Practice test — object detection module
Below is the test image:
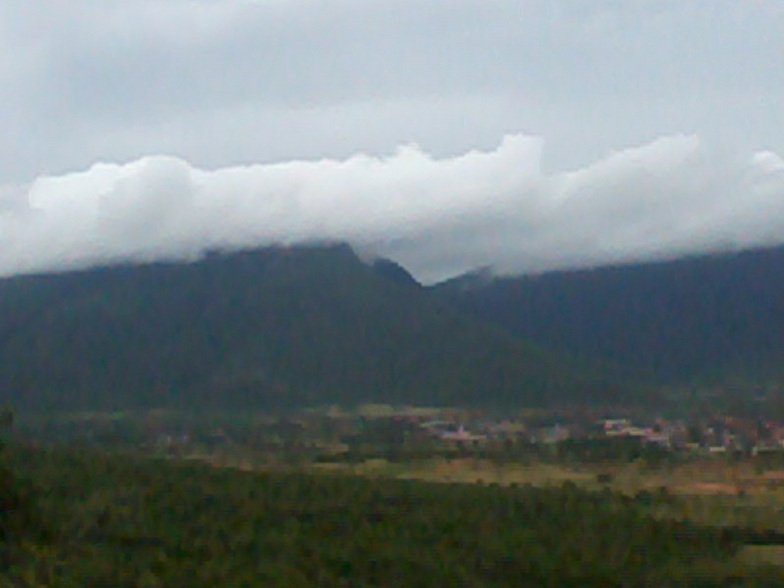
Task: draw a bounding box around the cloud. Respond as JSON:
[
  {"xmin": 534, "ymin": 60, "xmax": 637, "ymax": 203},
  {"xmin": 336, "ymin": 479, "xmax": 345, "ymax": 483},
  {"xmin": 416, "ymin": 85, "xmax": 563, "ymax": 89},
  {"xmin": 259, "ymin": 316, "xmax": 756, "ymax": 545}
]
[
  {"xmin": 1, "ymin": 134, "xmax": 784, "ymax": 283},
  {"xmin": 2, "ymin": 0, "xmax": 782, "ymax": 183}
]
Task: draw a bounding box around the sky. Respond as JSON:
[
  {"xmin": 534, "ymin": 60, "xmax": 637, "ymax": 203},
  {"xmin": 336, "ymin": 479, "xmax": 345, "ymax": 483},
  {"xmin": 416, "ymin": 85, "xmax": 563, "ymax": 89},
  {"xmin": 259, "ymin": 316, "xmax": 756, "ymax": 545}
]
[{"xmin": 2, "ymin": 0, "xmax": 783, "ymax": 283}]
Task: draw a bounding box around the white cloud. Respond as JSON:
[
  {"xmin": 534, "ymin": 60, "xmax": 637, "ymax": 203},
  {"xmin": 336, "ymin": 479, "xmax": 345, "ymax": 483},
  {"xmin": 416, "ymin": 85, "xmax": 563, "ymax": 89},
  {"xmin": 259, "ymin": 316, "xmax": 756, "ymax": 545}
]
[
  {"xmin": 2, "ymin": 1, "xmax": 783, "ymax": 282},
  {"xmin": 2, "ymin": 134, "xmax": 783, "ymax": 283}
]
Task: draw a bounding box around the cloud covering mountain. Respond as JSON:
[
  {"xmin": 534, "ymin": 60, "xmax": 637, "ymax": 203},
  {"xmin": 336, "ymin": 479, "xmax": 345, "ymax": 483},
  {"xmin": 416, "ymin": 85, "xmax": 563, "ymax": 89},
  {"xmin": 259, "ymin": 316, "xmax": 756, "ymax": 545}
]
[
  {"xmin": 3, "ymin": 2, "xmax": 783, "ymax": 282},
  {"xmin": 2, "ymin": 134, "xmax": 783, "ymax": 283}
]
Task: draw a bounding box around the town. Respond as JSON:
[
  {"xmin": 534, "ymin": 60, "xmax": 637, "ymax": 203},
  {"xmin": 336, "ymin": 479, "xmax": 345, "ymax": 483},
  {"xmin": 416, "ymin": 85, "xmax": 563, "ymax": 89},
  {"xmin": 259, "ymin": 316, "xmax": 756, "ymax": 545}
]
[{"xmin": 17, "ymin": 403, "xmax": 784, "ymax": 471}]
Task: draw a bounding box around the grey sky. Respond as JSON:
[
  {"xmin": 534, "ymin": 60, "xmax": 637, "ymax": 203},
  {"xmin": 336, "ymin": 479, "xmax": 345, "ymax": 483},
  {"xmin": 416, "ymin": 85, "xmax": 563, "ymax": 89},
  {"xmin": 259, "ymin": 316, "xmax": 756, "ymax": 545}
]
[{"xmin": 2, "ymin": 0, "xmax": 783, "ymax": 281}]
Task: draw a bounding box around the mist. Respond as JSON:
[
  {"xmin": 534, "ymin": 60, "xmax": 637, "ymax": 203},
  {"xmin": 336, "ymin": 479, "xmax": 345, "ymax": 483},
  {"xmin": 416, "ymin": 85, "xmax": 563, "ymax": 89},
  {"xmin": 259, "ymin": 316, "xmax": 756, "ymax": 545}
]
[{"xmin": 2, "ymin": 134, "xmax": 783, "ymax": 284}]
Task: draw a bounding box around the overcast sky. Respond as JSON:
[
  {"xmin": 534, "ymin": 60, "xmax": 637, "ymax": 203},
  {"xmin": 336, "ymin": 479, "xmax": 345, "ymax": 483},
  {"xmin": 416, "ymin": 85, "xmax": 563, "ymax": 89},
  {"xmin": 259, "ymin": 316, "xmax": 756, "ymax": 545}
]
[{"xmin": 2, "ymin": 0, "xmax": 783, "ymax": 282}]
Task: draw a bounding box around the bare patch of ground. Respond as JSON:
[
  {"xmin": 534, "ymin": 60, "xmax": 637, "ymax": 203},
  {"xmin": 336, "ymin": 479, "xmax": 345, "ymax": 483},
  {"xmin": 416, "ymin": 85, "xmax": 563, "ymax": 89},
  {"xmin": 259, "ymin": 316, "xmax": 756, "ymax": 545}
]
[{"xmin": 736, "ymin": 545, "xmax": 784, "ymax": 567}]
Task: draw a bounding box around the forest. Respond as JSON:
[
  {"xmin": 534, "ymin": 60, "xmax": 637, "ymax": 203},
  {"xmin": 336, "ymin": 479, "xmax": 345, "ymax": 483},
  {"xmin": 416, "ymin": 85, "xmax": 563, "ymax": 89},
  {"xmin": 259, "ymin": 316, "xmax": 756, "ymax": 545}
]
[
  {"xmin": 434, "ymin": 245, "xmax": 784, "ymax": 387},
  {"xmin": 0, "ymin": 244, "xmax": 627, "ymax": 413},
  {"xmin": 3, "ymin": 440, "xmax": 784, "ymax": 587},
  {"xmin": 6, "ymin": 242, "xmax": 784, "ymax": 416}
]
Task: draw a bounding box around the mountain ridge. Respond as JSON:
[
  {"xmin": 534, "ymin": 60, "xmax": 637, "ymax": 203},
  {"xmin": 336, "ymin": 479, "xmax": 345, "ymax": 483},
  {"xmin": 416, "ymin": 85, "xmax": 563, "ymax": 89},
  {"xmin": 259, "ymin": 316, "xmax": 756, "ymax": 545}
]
[
  {"xmin": 0, "ymin": 243, "xmax": 625, "ymax": 412},
  {"xmin": 432, "ymin": 244, "xmax": 784, "ymax": 386}
]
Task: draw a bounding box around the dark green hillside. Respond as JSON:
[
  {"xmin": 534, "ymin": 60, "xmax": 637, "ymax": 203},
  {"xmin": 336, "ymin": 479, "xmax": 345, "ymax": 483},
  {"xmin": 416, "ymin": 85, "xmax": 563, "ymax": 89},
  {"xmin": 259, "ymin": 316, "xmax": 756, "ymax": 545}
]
[
  {"xmin": 433, "ymin": 246, "xmax": 784, "ymax": 385},
  {"xmin": 0, "ymin": 244, "xmax": 624, "ymax": 411}
]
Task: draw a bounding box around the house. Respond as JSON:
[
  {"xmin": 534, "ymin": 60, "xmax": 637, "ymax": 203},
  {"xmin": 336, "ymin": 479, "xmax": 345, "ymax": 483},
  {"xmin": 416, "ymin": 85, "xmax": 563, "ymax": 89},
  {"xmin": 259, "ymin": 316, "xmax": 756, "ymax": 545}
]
[{"xmin": 440, "ymin": 424, "xmax": 487, "ymax": 444}]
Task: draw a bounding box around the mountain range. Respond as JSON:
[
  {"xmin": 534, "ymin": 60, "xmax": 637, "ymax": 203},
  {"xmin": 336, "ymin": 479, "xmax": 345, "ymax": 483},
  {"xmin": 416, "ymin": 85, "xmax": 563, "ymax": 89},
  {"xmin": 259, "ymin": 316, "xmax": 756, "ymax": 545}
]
[
  {"xmin": 434, "ymin": 246, "xmax": 784, "ymax": 388},
  {"xmin": 1, "ymin": 242, "xmax": 781, "ymax": 412},
  {"xmin": 0, "ymin": 244, "xmax": 620, "ymax": 412}
]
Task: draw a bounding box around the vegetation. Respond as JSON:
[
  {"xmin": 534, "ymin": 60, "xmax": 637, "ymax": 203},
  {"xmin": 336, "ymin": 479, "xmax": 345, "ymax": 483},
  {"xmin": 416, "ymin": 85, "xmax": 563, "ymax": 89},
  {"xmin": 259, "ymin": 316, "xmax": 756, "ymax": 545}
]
[
  {"xmin": 2, "ymin": 242, "xmax": 784, "ymax": 416},
  {"xmin": 434, "ymin": 244, "xmax": 784, "ymax": 389},
  {"xmin": 4, "ymin": 444, "xmax": 784, "ymax": 586},
  {"xmin": 2, "ymin": 234, "xmax": 784, "ymax": 586},
  {"xmin": 0, "ymin": 244, "xmax": 627, "ymax": 412}
]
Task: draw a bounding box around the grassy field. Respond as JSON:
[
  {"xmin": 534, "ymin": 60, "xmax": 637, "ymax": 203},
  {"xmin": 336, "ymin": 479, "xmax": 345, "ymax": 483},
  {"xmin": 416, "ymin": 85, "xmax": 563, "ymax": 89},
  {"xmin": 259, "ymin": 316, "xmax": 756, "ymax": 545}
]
[
  {"xmin": 307, "ymin": 456, "xmax": 784, "ymax": 537},
  {"xmin": 312, "ymin": 457, "xmax": 784, "ymax": 491},
  {"xmin": 736, "ymin": 546, "xmax": 784, "ymax": 568}
]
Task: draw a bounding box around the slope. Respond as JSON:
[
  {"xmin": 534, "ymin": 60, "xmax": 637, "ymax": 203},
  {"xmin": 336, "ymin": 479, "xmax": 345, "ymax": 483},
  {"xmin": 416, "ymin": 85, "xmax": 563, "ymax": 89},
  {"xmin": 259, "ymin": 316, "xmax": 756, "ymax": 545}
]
[
  {"xmin": 0, "ymin": 244, "xmax": 627, "ymax": 411},
  {"xmin": 433, "ymin": 246, "xmax": 784, "ymax": 385}
]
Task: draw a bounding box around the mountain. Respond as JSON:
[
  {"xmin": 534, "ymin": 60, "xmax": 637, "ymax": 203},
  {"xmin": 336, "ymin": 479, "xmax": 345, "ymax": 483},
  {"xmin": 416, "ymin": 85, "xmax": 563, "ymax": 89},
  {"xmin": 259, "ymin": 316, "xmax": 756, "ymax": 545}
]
[
  {"xmin": 432, "ymin": 246, "xmax": 784, "ymax": 386},
  {"xmin": 0, "ymin": 244, "xmax": 628, "ymax": 412},
  {"xmin": 371, "ymin": 258, "xmax": 421, "ymax": 289}
]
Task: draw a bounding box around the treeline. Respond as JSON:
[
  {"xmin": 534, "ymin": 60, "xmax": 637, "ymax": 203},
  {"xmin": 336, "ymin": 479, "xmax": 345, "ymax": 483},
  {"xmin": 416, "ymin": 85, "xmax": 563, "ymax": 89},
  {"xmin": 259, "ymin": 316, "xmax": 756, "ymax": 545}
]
[{"xmin": 3, "ymin": 444, "xmax": 784, "ymax": 586}]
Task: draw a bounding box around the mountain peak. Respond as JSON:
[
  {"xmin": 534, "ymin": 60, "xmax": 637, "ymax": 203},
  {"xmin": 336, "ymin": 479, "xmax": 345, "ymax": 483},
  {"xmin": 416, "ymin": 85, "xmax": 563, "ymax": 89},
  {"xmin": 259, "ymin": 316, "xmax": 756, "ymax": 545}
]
[
  {"xmin": 0, "ymin": 243, "xmax": 612, "ymax": 411},
  {"xmin": 371, "ymin": 258, "xmax": 421, "ymax": 288}
]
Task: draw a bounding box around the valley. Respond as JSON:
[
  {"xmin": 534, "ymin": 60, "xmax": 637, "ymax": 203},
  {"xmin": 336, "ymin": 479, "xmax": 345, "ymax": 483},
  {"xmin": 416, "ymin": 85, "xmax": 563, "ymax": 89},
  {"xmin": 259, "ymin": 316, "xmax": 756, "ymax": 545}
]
[{"xmin": 4, "ymin": 243, "xmax": 784, "ymax": 584}]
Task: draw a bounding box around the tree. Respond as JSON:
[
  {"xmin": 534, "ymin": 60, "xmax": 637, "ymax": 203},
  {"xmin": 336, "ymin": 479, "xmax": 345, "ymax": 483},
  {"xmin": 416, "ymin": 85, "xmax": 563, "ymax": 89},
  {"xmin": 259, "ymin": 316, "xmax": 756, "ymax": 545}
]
[{"xmin": 0, "ymin": 408, "xmax": 13, "ymax": 430}]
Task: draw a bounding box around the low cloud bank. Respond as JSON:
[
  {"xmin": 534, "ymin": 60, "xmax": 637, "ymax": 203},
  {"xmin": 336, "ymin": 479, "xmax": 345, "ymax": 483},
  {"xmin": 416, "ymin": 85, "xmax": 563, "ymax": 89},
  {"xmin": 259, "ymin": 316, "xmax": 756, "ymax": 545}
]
[{"xmin": 2, "ymin": 134, "xmax": 783, "ymax": 283}]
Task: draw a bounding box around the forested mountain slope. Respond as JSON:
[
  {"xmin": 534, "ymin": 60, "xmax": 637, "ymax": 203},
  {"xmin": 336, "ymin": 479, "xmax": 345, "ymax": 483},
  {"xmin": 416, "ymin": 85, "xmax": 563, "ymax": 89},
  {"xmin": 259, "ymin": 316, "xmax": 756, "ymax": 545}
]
[
  {"xmin": 433, "ymin": 246, "xmax": 784, "ymax": 385},
  {"xmin": 0, "ymin": 244, "xmax": 624, "ymax": 411}
]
